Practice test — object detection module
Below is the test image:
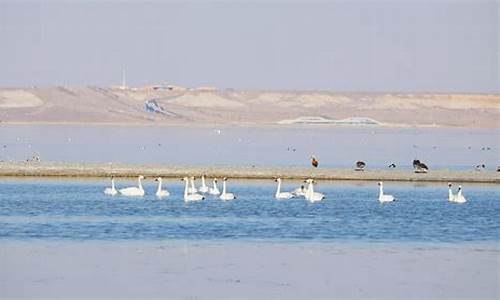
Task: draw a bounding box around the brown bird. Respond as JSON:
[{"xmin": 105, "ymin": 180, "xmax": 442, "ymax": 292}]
[{"xmin": 311, "ymin": 155, "xmax": 319, "ymax": 168}]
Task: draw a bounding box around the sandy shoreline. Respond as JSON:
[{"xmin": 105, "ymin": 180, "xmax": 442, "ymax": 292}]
[
  {"xmin": 0, "ymin": 241, "xmax": 498, "ymax": 299},
  {"xmin": 1, "ymin": 162, "xmax": 499, "ymax": 183}
]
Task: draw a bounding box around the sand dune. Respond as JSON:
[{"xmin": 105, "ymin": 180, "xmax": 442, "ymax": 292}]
[
  {"xmin": 0, "ymin": 86, "xmax": 498, "ymax": 128},
  {"xmin": 370, "ymin": 94, "xmax": 500, "ymax": 110},
  {"xmin": 0, "ymin": 90, "xmax": 43, "ymax": 108},
  {"xmin": 168, "ymin": 92, "xmax": 245, "ymax": 108}
]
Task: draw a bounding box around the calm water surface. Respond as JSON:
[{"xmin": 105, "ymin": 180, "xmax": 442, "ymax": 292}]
[{"xmin": 0, "ymin": 178, "xmax": 498, "ymax": 243}]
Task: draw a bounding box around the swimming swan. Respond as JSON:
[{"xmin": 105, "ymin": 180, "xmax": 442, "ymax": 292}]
[
  {"xmin": 104, "ymin": 177, "xmax": 118, "ymax": 196},
  {"xmin": 378, "ymin": 181, "xmax": 395, "ymax": 203},
  {"xmin": 292, "ymin": 185, "xmax": 307, "ymax": 197},
  {"xmin": 448, "ymin": 183, "xmax": 457, "ymax": 202},
  {"xmin": 188, "ymin": 176, "xmax": 198, "ymax": 194},
  {"xmin": 154, "ymin": 177, "xmax": 170, "ymax": 198},
  {"xmin": 182, "ymin": 177, "xmax": 204, "ymax": 202},
  {"xmin": 199, "ymin": 175, "xmax": 209, "ymax": 193},
  {"xmin": 455, "ymin": 186, "xmax": 467, "ymax": 203},
  {"xmin": 275, "ymin": 178, "xmax": 294, "ymax": 199},
  {"xmin": 448, "ymin": 183, "xmax": 466, "ymax": 203},
  {"xmin": 208, "ymin": 178, "xmax": 220, "ymax": 195},
  {"xmin": 304, "ymin": 179, "xmax": 324, "ymax": 202},
  {"xmin": 119, "ymin": 175, "xmax": 145, "ymax": 196},
  {"xmin": 220, "ymin": 177, "xmax": 236, "ymax": 200}
]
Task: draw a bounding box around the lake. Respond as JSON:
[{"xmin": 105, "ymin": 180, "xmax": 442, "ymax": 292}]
[{"xmin": 0, "ymin": 178, "xmax": 498, "ymax": 244}]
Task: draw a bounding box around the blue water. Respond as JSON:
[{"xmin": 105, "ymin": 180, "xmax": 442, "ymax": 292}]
[{"xmin": 0, "ymin": 178, "xmax": 498, "ymax": 243}]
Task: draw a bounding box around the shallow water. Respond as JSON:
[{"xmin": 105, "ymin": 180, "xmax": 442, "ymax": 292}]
[
  {"xmin": 1, "ymin": 124, "xmax": 499, "ymax": 169},
  {"xmin": 0, "ymin": 178, "xmax": 498, "ymax": 243}
]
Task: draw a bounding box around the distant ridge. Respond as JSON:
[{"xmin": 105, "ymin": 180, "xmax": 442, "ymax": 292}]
[
  {"xmin": 277, "ymin": 116, "xmax": 380, "ymax": 125},
  {"xmin": 0, "ymin": 86, "xmax": 498, "ymax": 128}
]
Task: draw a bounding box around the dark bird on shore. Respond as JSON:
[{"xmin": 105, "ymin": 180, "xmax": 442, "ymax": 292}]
[
  {"xmin": 355, "ymin": 161, "xmax": 366, "ymax": 171},
  {"xmin": 412, "ymin": 159, "xmax": 421, "ymax": 168},
  {"xmin": 388, "ymin": 163, "xmax": 396, "ymax": 168},
  {"xmin": 416, "ymin": 163, "xmax": 428, "ymax": 173},
  {"xmin": 418, "ymin": 162, "xmax": 428, "ymax": 170},
  {"xmin": 311, "ymin": 155, "xmax": 319, "ymax": 168},
  {"xmin": 475, "ymin": 164, "xmax": 486, "ymax": 171},
  {"xmin": 413, "ymin": 159, "xmax": 428, "ymax": 173}
]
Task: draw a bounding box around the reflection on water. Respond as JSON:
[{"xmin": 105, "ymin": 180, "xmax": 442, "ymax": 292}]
[
  {"xmin": 0, "ymin": 124, "xmax": 498, "ymax": 169},
  {"xmin": 0, "ymin": 179, "xmax": 498, "ymax": 243}
]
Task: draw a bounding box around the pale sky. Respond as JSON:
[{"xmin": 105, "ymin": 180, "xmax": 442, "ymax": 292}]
[{"xmin": 0, "ymin": 0, "xmax": 498, "ymax": 93}]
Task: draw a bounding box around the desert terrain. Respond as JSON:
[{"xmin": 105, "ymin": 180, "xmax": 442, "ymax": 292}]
[{"xmin": 0, "ymin": 86, "xmax": 498, "ymax": 128}]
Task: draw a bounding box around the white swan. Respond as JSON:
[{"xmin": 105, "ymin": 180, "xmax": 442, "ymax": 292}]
[
  {"xmin": 378, "ymin": 181, "xmax": 395, "ymax": 203},
  {"xmin": 154, "ymin": 177, "xmax": 170, "ymax": 198},
  {"xmin": 292, "ymin": 185, "xmax": 307, "ymax": 197},
  {"xmin": 208, "ymin": 178, "xmax": 220, "ymax": 195},
  {"xmin": 119, "ymin": 175, "xmax": 145, "ymax": 196},
  {"xmin": 448, "ymin": 183, "xmax": 457, "ymax": 202},
  {"xmin": 199, "ymin": 175, "xmax": 209, "ymax": 193},
  {"xmin": 219, "ymin": 177, "xmax": 236, "ymax": 200},
  {"xmin": 448, "ymin": 183, "xmax": 467, "ymax": 203},
  {"xmin": 104, "ymin": 177, "xmax": 118, "ymax": 196},
  {"xmin": 188, "ymin": 176, "xmax": 198, "ymax": 194},
  {"xmin": 182, "ymin": 177, "xmax": 204, "ymax": 202},
  {"xmin": 275, "ymin": 178, "xmax": 294, "ymax": 199},
  {"xmin": 456, "ymin": 186, "xmax": 467, "ymax": 203},
  {"xmin": 448, "ymin": 183, "xmax": 466, "ymax": 203},
  {"xmin": 304, "ymin": 179, "xmax": 324, "ymax": 202}
]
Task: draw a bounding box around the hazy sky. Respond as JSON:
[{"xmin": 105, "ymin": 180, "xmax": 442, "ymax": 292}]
[{"xmin": 0, "ymin": 0, "xmax": 498, "ymax": 93}]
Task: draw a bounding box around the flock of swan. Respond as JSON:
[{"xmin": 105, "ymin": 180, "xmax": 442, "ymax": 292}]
[
  {"xmin": 448, "ymin": 183, "xmax": 467, "ymax": 203},
  {"xmin": 104, "ymin": 175, "xmax": 467, "ymax": 204}
]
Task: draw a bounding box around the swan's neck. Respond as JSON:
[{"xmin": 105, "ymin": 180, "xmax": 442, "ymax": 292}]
[
  {"xmin": 138, "ymin": 177, "xmax": 143, "ymax": 191},
  {"xmin": 457, "ymin": 189, "xmax": 462, "ymax": 197},
  {"xmin": 222, "ymin": 181, "xmax": 227, "ymax": 194},
  {"xmin": 184, "ymin": 180, "xmax": 189, "ymax": 197},
  {"xmin": 448, "ymin": 187, "xmax": 453, "ymax": 200},
  {"xmin": 111, "ymin": 179, "xmax": 115, "ymax": 190},
  {"xmin": 379, "ymin": 185, "xmax": 384, "ymax": 197},
  {"xmin": 276, "ymin": 181, "xmax": 281, "ymax": 196},
  {"xmin": 213, "ymin": 180, "xmax": 218, "ymax": 190},
  {"xmin": 190, "ymin": 179, "xmax": 195, "ymax": 189},
  {"xmin": 201, "ymin": 176, "xmax": 207, "ymax": 188},
  {"xmin": 156, "ymin": 180, "xmax": 162, "ymax": 193},
  {"xmin": 306, "ymin": 182, "xmax": 314, "ymax": 197}
]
